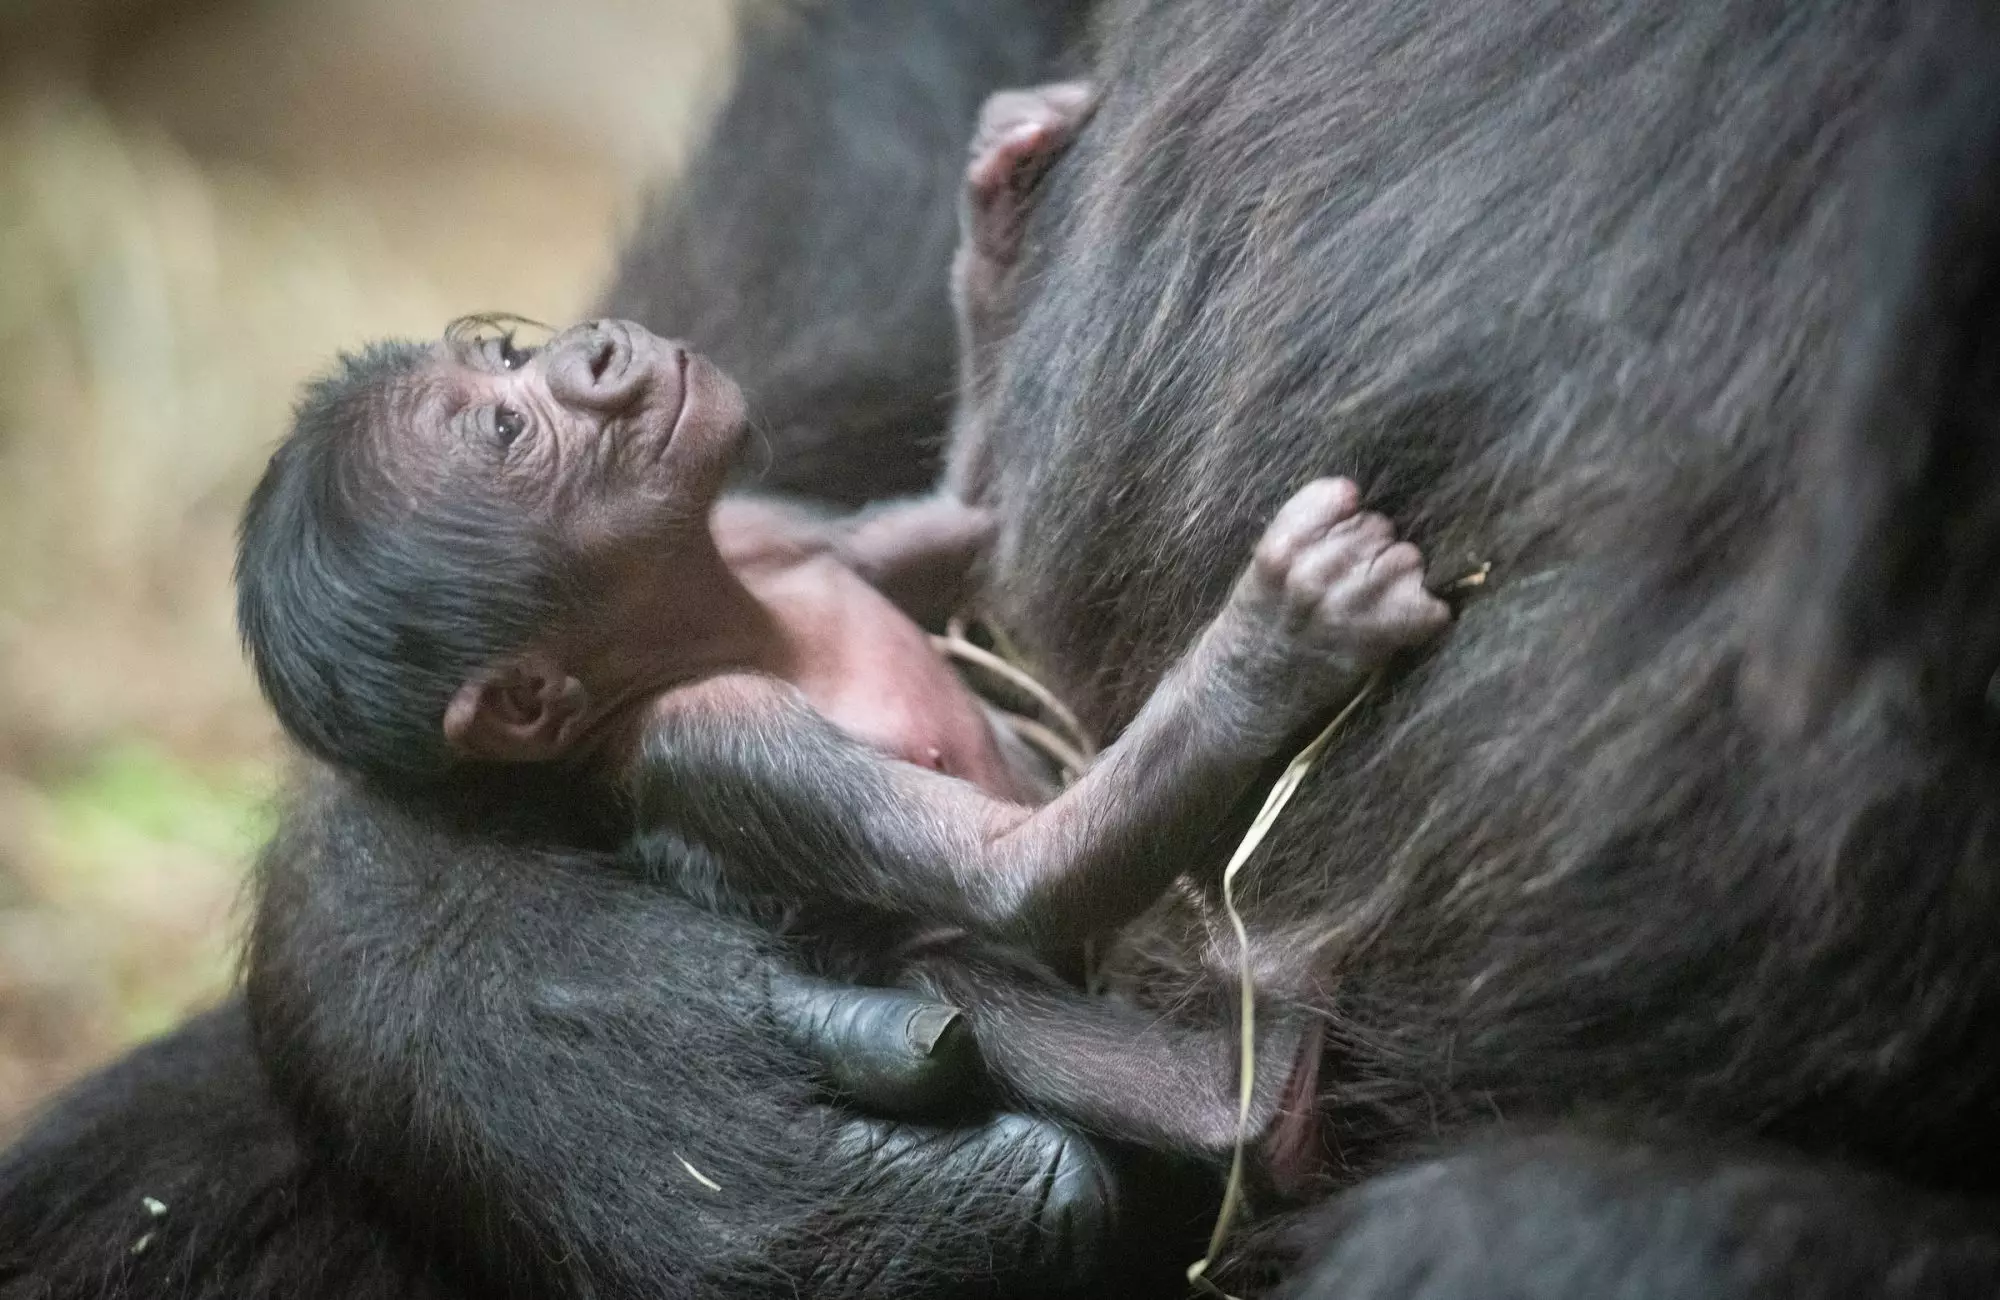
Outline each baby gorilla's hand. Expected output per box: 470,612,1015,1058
1211,478,1449,733
1244,477,1450,665
962,80,1097,267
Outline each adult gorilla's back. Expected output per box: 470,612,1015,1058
982,0,2000,1193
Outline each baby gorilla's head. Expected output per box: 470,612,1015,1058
237,317,746,786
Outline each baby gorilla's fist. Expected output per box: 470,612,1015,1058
1244,477,1450,668
1206,478,1449,740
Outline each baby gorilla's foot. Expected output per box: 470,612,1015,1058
1214,479,1450,726
962,80,1097,267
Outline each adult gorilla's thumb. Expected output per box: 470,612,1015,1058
768,971,987,1116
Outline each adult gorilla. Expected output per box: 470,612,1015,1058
964,0,2000,1287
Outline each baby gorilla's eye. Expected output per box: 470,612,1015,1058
494,405,527,448
497,331,536,371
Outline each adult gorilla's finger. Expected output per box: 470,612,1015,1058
823,1112,1118,1295
768,971,987,1116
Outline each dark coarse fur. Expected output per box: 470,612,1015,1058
17,0,2000,1295
0,1003,462,1300
981,0,2000,1206
243,769,1119,1299
1272,1132,2000,1300
599,0,1093,506
0,3,1114,1298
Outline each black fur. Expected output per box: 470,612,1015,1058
1275,1133,2000,1300
19,0,2000,1294
0,1003,462,1300
982,0,2000,1203
236,340,581,783
245,769,1131,1299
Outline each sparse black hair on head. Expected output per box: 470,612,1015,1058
237,340,581,786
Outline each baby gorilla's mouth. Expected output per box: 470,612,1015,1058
665,347,691,441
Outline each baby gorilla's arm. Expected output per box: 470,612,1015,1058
831,496,997,627
638,479,1448,957
715,494,994,627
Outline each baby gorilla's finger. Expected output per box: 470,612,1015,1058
1384,576,1448,632
1362,539,1426,588
1284,511,1397,594
1374,571,1454,636
1253,478,1362,582
768,972,985,1118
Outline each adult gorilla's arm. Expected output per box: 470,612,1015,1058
598,0,1094,507
245,772,1124,1300
1273,1133,2000,1299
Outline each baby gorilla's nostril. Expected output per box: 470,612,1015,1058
589,337,617,382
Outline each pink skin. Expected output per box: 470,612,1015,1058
383,314,1448,1179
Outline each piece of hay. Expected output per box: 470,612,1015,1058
1187,672,1383,1299
676,1154,722,1193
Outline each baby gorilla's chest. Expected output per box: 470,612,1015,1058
779,562,1023,798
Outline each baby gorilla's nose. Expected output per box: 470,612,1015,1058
547,320,648,413
588,334,617,382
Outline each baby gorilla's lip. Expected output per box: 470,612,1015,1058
665,346,691,441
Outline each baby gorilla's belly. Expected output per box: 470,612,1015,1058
797,577,1029,801
817,645,1027,799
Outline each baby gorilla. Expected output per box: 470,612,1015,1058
235,87,1448,1170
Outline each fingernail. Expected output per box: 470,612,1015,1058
906,1005,964,1055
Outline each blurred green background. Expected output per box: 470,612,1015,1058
0,0,733,1129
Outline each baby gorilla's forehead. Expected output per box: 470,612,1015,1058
367,344,491,490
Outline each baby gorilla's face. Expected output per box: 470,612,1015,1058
390,318,747,533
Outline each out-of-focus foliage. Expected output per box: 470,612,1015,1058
0,0,732,1129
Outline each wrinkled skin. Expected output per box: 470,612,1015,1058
18,0,2000,1295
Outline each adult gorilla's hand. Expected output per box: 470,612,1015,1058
770,973,986,1114
768,973,1121,1294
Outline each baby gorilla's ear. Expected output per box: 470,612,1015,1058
443,652,591,763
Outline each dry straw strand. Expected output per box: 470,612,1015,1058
1187,671,1383,1298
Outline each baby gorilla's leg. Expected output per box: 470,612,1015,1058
902,945,1319,1189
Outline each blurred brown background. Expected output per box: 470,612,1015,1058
0,0,734,1129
